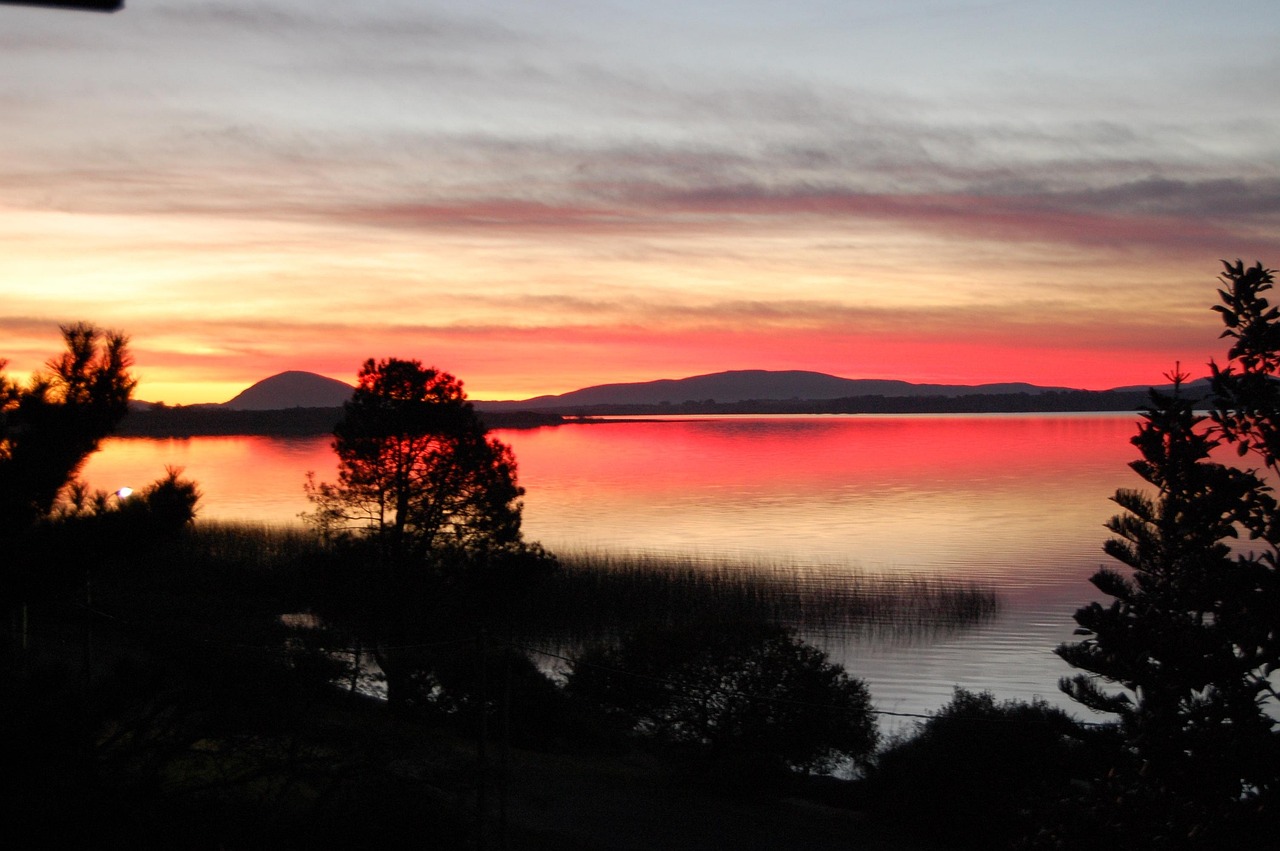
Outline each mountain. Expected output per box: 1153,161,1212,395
124,368,1150,430
473,369,1078,412
1108,376,1213,394
222,371,354,410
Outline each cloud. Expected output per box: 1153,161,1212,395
9,92,1273,261
149,2,521,48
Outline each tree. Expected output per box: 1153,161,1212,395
303,359,555,710
1,323,136,538
1055,260,1280,845
566,621,878,777
304,358,526,563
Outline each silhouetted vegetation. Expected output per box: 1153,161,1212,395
1,322,135,539
2,326,204,609
1055,261,1280,847
566,621,878,782
303,358,534,561
116,403,564,436
7,515,985,848
514,549,998,644
867,688,1095,849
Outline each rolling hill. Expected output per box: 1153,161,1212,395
221,371,354,410
472,369,1079,412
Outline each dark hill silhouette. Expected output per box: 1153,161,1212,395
473,369,1077,412
222,371,353,410
120,368,1161,435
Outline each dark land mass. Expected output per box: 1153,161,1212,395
475,368,1081,411
14,597,939,851
117,405,566,437
479,387,1155,418
120,368,1184,437
117,389,1153,437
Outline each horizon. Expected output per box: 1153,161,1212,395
156,365,1196,409
3,2,1276,405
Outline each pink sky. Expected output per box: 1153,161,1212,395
2,2,1277,403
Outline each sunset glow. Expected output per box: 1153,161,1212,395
3,2,1277,403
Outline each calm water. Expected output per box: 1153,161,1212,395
83,413,1143,723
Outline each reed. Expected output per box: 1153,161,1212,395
121,520,328,611
146,525,1000,645
173,520,327,572
512,548,1000,645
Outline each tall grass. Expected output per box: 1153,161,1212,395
510,548,999,645
172,520,328,575
139,524,999,646
89,521,329,637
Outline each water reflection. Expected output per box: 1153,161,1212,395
83,413,1142,721
83,434,337,525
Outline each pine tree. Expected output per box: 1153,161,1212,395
1055,261,1280,844
1,323,136,537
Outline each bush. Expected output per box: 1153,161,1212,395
566,621,878,780
867,688,1091,848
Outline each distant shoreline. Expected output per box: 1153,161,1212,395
116,388,1153,438
474,387,1152,418
116,406,569,437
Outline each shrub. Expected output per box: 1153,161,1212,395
868,688,1090,849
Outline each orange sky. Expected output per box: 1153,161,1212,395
3,2,1277,404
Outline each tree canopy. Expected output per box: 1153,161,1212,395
304,358,526,563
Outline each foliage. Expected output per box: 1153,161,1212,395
52,466,201,533
868,689,1090,849
47,467,201,554
1,323,136,536
566,621,878,776
1055,260,1280,846
303,358,527,564
1210,259,1280,468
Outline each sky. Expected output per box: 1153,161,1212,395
2,0,1278,404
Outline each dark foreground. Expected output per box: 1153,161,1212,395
9,601,944,851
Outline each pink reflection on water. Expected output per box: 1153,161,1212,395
81,435,339,525
83,416,1143,581
81,414,1150,721
500,414,1140,593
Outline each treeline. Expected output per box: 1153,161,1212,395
117,404,566,437
115,390,1155,437
531,388,1155,417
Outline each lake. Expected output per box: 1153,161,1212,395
82,413,1144,724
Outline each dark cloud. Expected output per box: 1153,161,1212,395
1062,177,1280,219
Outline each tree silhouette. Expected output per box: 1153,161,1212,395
304,358,525,563
1,323,136,538
567,622,878,777
1056,261,1280,845
303,359,555,710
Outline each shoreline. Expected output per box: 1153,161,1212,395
116,390,1151,438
